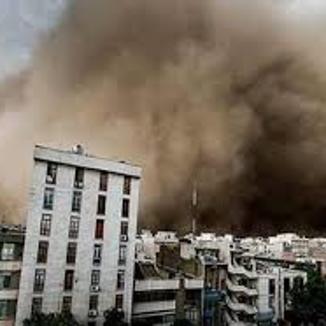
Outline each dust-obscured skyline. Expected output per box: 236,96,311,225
2,0,326,234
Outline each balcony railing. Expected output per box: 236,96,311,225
227,263,257,279
226,297,257,315
226,279,258,296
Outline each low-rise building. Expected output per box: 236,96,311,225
0,225,25,326
132,261,203,325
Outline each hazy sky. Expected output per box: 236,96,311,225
0,0,325,81
0,0,67,79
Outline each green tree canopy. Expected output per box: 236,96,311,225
173,319,193,326
23,312,81,326
103,308,127,326
290,269,326,325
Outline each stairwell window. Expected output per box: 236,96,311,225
93,244,102,266
91,270,100,286
118,245,127,265
117,270,125,290
46,163,57,185
62,296,72,313
99,172,108,191
122,199,129,218
95,220,104,239
40,214,51,236
89,295,98,310
43,188,54,210
123,176,131,195
115,294,123,310
66,243,77,265
33,269,46,293
74,168,84,189
72,191,82,213
37,241,49,264
120,222,128,242
64,270,74,291
97,195,106,215
69,216,80,239
31,297,42,315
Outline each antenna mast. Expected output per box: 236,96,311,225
191,180,198,235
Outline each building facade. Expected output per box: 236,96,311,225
0,225,25,326
15,145,141,325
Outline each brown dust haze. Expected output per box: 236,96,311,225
1,0,326,234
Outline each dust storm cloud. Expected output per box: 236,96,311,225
1,0,326,234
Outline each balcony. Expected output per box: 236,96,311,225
227,264,257,279
226,297,257,315
184,279,204,289
0,261,21,271
0,289,18,300
135,279,179,292
224,310,256,326
133,300,175,315
226,279,258,296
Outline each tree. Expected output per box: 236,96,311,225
103,308,127,326
23,312,81,326
290,269,326,325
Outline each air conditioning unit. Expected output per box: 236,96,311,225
90,285,100,292
88,310,98,318
120,235,128,242
46,175,54,183
74,181,84,188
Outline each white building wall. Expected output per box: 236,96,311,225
15,146,141,325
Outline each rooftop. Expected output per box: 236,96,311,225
34,145,141,178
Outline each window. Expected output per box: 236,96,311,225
269,279,275,295
95,220,104,239
66,243,77,265
118,245,127,265
37,241,49,264
34,269,46,292
0,273,11,290
117,270,125,290
40,214,51,236
0,299,16,319
99,172,108,191
97,195,106,215
72,191,82,213
123,176,131,195
89,295,98,310
115,294,123,310
62,296,72,313
1,243,15,261
31,297,42,315
294,276,304,290
120,222,128,239
43,188,54,210
93,244,102,266
64,270,74,291
69,216,80,239
134,290,176,303
74,168,84,188
46,163,57,184
122,199,129,218
284,278,290,293
91,270,100,286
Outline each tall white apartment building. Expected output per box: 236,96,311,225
15,145,141,325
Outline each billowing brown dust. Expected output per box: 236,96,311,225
1,0,326,234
